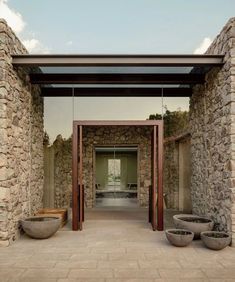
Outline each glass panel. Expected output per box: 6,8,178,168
43,96,73,213
45,84,191,88
108,159,121,188
39,66,194,74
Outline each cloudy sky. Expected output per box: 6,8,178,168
1,0,235,140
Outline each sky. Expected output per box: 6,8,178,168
1,0,235,141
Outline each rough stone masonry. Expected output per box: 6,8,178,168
43,130,190,211
0,19,44,246
190,18,235,244
44,126,152,209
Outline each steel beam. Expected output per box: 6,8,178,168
12,54,224,67
74,120,163,126
30,73,205,84
41,87,192,97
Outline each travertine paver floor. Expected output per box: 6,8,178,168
0,218,235,282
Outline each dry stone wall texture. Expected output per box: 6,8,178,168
163,140,179,209
53,136,72,208
44,126,152,209
190,18,235,239
45,129,191,211
0,19,44,246
163,134,191,211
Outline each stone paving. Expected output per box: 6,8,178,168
0,218,235,282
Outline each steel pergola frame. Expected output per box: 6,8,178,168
12,54,224,98
12,54,224,231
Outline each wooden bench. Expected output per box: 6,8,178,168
36,208,68,227
127,183,137,190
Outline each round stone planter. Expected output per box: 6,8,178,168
173,214,214,239
165,229,194,247
20,216,61,239
201,231,231,250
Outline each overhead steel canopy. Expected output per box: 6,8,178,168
11,54,224,97
12,54,224,67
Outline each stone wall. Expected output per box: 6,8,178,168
163,133,191,211
163,140,179,209
190,18,235,237
53,135,72,208
0,19,44,246
178,136,192,212
44,126,152,208
43,136,72,209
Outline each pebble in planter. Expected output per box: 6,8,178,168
201,231,231,250
20,216,61,239
165,229,194,247
173,214,214,239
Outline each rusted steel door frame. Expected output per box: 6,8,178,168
72,120,163,231
78,125,83,230
72,122,78,230
72,123,84,231
157,122,164,231
151,125,157,230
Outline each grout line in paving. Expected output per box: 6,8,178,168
217,258,226,269
201,267,209,279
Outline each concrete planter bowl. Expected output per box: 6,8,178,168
165,229,194,247
173,214,214,239
201,231,231,250
20,216,61,239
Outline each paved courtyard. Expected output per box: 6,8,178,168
0,215,235,282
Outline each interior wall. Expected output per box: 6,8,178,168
95,154,108,189
125,154,137,184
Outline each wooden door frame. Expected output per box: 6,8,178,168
72,120,163,231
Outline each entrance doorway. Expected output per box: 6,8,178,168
95,146,138,207
72,120,163,231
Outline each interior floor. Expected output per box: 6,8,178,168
95,197,138,208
